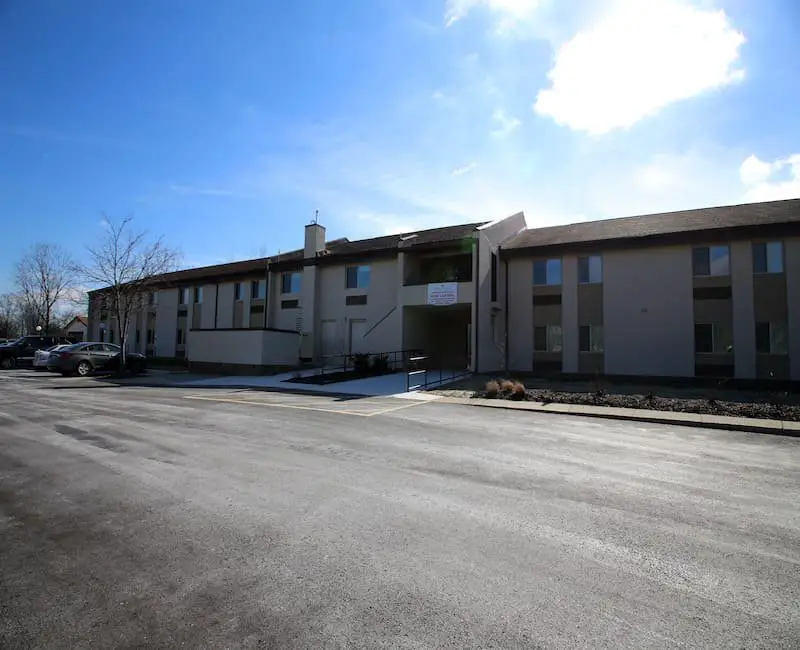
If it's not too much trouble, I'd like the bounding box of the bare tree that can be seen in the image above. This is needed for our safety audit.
[77,216,179,366]
[14,243,76,335]
[0,293,21,339]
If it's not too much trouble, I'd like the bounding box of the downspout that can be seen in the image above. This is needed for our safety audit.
[214,282,219,329]
[504,258,509,373]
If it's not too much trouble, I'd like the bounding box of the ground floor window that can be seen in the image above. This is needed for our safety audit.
[694,323,733,354]
[534,325,562,352]
[756,322,788,355]
[579,325,604,352]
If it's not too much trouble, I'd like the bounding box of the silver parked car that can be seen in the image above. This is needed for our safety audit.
[33,344,73,370]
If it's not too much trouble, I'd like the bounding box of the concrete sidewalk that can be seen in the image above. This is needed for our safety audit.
[437,395,800,436]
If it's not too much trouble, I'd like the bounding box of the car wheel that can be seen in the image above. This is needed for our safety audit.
[0,357,15,370]
[76,361,93,377]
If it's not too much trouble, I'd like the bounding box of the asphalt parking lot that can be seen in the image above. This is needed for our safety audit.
[1,369,799,648]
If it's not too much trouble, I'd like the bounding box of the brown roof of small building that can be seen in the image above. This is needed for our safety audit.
[503,198,800,254]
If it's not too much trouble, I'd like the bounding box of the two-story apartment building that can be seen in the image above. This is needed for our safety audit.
[87,212,526,374]
[502,198,800,381]
[87,197,800,382]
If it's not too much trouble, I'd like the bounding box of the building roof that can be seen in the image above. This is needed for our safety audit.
[64,315,88,329]
[90,220,486,292]
[502,198,800,254]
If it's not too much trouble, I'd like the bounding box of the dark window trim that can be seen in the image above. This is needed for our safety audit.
[190,326,298,334]
[281,299,300,309]
[345,294,368,306]
[693,286,732,300]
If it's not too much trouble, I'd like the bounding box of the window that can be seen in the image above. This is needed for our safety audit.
[490,253,498,301]
[147,291,156,305]
[753,242,783,274]
[693,245,730,276]
[135,329,140,344]
[234,282,242,301]
[146,329,154,345]
[193,286,203,304]
[533,258,562,286]
[578,255,602,284]
[108,329,115,344]
[281,299,299,309]
[756,322,788,354]
[579,325,604,352]
[250,280,266,300]
[694,323,733,354]
[179,288,189,304]
[281,272,302,294]
[345,265,370,289]
[533,325,562,352]
[176,328,185,345]
[104,344,120,353]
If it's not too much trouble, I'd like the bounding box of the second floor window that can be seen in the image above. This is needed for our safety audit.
[693,245,729,277]
[578,255,602,284]
[179,288,189,304]
[345,265,370,289]
[250,280,266,300]
[533,259,561,286]
[753,242,783,274]
[193,287,203,304]
[281,272,302,294]
[234,282,242,301]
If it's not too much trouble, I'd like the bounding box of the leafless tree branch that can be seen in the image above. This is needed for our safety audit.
[14,243,76,335]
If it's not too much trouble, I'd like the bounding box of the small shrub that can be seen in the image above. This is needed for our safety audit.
[500,379,516,393]
[509,381,526,400]
[351,353,371,375]
[485,379,500,398]
[371,354,390,375]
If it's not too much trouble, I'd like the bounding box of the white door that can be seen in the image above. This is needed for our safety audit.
[321,320,338,358]
[349,319,368,355]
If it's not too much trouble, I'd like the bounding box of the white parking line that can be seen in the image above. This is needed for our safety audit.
[182,394,428,417]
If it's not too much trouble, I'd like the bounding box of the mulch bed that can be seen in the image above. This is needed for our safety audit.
[473,387,800,422]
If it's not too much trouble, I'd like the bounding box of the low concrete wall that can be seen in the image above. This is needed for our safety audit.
[187,328,300,373]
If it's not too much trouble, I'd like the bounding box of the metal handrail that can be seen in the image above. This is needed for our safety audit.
[318,349,422,377]
[405,354,471,391]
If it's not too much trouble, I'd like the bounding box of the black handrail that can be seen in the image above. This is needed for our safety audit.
[405,354,471,391]
[318,349,422,377]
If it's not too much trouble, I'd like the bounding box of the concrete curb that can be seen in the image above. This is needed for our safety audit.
[435,396,800,437]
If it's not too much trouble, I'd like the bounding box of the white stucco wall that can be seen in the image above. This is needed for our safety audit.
[603,246,694,377]
[187,329,299,366]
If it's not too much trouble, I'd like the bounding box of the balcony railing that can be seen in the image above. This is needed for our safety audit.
[403,270,473,286]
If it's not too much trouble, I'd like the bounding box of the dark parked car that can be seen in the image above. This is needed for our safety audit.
[47,342,147,376]
[0,335,74,369]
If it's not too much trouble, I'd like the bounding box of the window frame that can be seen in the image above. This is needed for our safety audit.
[694,322,733,354]
[578,255,602,284]
[179,287,189,305]
[533,258,562,286]
[281,272,302,294]
[533,324,563,352]
[234,282,242,301]
[193,286,203,304]
[345,264,371,290]
[755,321,788,355]
[692,245,730,277]
[250,279,265,300]
[579,324,604,353]
[752,241,784,275]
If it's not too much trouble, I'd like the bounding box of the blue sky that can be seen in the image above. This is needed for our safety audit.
[2,0,799,293]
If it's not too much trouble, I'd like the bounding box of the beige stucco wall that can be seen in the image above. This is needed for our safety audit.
[154,288,178,357]
[561,255,578,373]
[786,237,800,380]
[603,246,694,377]
[506,258,534,372]
[316,258,402,356]
[187,330,262,365]
[200,284,216,329]
[271,272,301,331]
[217,282,235,329]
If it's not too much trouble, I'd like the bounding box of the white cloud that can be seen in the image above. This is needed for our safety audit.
[740,154,800,202]
[490,109,521,137]
[451,161,478,176]
[445,0,542,29]
[534,0,745,134]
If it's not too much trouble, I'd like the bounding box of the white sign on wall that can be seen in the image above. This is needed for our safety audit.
[427,282,458,306]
